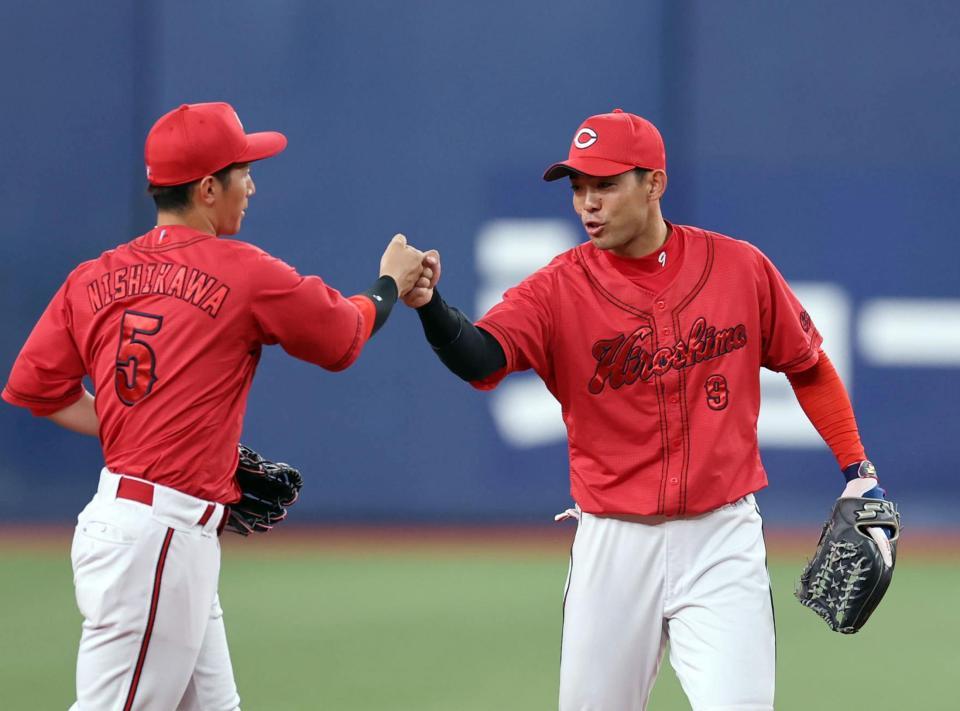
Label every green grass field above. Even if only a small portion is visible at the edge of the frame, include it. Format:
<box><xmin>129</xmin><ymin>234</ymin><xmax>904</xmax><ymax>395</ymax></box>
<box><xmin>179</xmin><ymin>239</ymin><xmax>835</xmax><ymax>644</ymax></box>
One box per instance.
<box><xmin>1</xmin><ymin>530</ymin><xmax>956</xmax><ymax>710</ymax></box>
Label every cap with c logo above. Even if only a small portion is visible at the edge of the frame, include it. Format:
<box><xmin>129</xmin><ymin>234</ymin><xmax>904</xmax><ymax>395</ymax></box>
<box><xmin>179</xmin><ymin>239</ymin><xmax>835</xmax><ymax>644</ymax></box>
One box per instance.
<box><xmin>543</xmin><ymin>108</ymin><xmax>666</xmax><ymax>181</ymax></box>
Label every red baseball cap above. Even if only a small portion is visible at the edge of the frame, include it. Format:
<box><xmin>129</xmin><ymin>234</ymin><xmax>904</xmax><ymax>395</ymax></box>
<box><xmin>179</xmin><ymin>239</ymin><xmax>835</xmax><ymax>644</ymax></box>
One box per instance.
<box><xmin>145</xmin><ymin>102</ymin><xmax>288</xmax><ymax>186</ymax></box>
<box><xmin>542</xmin><ymin>109</ymin><xmax>665</xmax><ymax>181</ymax></box>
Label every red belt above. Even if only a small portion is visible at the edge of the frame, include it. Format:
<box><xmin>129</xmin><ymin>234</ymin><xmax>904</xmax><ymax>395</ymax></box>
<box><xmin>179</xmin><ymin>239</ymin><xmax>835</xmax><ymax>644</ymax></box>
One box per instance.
<box><xmin>116</xmin><ymin>477</ymin><xmax>227</xmax><ymax>534</ymax></box>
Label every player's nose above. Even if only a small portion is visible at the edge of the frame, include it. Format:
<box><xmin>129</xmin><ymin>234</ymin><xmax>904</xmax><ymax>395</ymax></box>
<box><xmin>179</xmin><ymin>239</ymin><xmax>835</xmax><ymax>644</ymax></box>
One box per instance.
<box><xmin>246</xmin><ymin>175</ymin><xmax>256</xmax><ymax>197</ymax></box>
<box><xmin>583</xmin><ymin>190</ymin><xmax>601</xmax><ymax>210</ymax></box>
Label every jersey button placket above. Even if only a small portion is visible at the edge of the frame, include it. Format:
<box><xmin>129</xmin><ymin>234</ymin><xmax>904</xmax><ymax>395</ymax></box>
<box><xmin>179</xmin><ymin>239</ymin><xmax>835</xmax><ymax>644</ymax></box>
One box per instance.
<box><xmin>663</xmin><ymin>421</ymin><xmax>684</xmax><ymax>513</ymax></box>
<box><xmin>667</xmin><ymin>401</ymin><xmax>685</xmax><ymax>507</ymax></box>
<box><xmin>656</xmin><ymin>311</ymin><xmax>684</xmax><ymax>514</ymax></box>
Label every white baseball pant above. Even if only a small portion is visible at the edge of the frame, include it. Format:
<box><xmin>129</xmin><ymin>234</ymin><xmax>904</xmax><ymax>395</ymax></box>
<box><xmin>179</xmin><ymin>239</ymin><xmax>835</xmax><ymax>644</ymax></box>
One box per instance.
<box><xmin>559</xmin><ymin>494</ymin><xmax>775</xmax><ymax>711</ymax></box>
<box><xmin>68</xmin><ymin>469</ymin><xmax>241</xmax><ymax>711</ymax></box>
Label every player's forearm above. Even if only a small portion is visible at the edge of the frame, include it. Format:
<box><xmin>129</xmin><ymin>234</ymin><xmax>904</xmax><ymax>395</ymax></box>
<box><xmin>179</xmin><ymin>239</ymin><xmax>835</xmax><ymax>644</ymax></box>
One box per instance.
<box><xmin>347</xmin><ymin>275</ymin><xmax>400</xmax><ymax>342</ymax></box>
<box><xmin>45</xmin><ymin>388</ymin><xmax>99</xmax><ymax>436</ymax></box>
<box><xmin>415</xmin><ymin>289</ymin><xmax>506</xmax><ymax>381</ymax></box>
<box><xmin>357</xmin><ymin>275</ymin><xmax>399</xmax><ymax>336</ymax></box>
<box><xmin>786</xmin><ymin>350</ymin><xmax>866</xmax><ymax>469</ymax></box>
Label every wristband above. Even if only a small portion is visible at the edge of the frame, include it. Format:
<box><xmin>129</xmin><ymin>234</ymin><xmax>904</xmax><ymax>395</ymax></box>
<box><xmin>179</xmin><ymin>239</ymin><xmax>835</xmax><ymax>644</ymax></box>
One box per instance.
<box><xmin>843</xmin><ymin>460</ymin><xmax>877</xmax><ymax>483</ymax></box>
<box><xmin>362</xmin><ymin>276</ymin><xmax>399</xmax><ymax>335</ymax></box>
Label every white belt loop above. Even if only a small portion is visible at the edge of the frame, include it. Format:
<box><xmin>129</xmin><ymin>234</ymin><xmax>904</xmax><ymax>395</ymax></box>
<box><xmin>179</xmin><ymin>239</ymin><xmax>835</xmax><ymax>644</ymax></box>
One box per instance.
<box><xmin>200</xmin><ymin>503</ymin><xmax>226</xmax><ymax>537</ymax></box>
<box><xmin>97</xmin><ymin>468</ymin><xmax>122</xmax><ymax>499</ymax></box>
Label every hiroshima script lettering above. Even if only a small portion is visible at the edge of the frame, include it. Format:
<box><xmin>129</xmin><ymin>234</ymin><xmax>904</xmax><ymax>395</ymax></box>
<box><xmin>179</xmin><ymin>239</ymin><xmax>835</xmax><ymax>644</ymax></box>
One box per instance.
<box><xmin>85</xmin><ymin>263</ymin><xmax>230</xmax><ymax>318</ymax></box>
<box><xmin>588</xmin><ymin>317</ymin><xmax>747</xmax><ymax>394</ymax></box>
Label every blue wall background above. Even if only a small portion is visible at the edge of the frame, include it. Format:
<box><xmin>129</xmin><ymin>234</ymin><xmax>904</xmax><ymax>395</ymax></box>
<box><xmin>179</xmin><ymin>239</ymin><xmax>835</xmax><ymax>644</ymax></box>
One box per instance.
<box><xmin>1</xmin><ymin>1</ymin><xmax>957</xmax><ymax>526</ymax></box>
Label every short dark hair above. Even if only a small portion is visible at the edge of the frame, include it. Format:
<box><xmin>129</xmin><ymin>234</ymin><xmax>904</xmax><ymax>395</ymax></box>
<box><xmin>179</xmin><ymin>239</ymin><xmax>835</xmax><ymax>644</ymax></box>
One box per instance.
<box><xmin>633</xmin><ymin>168</ymin><xmax>652</xmax><ymax>180</ymax></box>
<box><xmin>147</xmin><ymin>163</ymin><xmax>236</xmax><ymax>213</ymax></box>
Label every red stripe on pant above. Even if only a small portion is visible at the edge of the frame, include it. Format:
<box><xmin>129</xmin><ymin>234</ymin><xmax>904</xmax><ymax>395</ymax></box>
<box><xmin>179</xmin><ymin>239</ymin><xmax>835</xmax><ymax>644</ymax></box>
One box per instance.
<box><xmin>123</xmin><ymin>527</ymin><xmax>175</xmax><ymax>711</ymax></box>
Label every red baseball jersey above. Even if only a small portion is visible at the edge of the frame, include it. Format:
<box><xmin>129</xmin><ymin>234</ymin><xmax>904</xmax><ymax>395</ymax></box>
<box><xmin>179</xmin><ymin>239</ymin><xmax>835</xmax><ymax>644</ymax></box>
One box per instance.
<box><xmin>476</xmin><ymin>223</ymin><xmax>822</xmax><ymax>517</ymax></box>
<box><xmin>3</xmin><ymin>225</ymin><xmax>372</xmax><ymax>503</ymax></box>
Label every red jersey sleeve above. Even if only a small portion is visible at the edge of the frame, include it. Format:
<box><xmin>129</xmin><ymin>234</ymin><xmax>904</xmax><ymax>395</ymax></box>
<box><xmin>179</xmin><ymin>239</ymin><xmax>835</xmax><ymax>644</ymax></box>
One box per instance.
<box><xmin>474</xmin><ymin>268</ymin><xmax>555</xmax><ymax>389</ymax></box>
<box><xmin>3</xmin><ymin>279</ymin><xmax>86</xmax><ymax>416</ymax></box>
<box><xmin>755</xmin><ymin>249</ymin><xmax>822</xmax><ymax>373</ymax></box>
<box><xmin>248</xmin><ymin>251</ymin><xmax>368</xmax><ymax>371</ymax></box>
<box><xmin>346</xmin><ymin>295</ymin><xmax>376</xmax><ymax>342</ymax></box>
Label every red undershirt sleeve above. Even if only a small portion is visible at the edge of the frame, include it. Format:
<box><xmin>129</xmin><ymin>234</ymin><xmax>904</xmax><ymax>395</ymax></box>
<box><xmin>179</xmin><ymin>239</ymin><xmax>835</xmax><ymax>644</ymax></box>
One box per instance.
<box><xmin>786</xmin><ymin>349</ymin><xmax>867</xmax><ymax>470</ymax></box>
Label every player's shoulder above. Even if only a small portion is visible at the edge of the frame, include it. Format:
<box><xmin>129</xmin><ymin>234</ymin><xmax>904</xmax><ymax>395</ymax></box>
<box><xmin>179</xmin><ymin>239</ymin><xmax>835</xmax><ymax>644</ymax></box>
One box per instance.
<box><xmin>66</xmin><ymin>255</ymin><xmax>106</xmax><ymax>280</ymax></box>
<box><xmin>65</xmin><ymin>244</ymin><xmax>128</xmax><ymax>284</ymax></box>
<box><xmin>516</xmin><ymin>243</ymin><xmax>586</xmax><ymax>289</ymax></box>
<box><xmin>55</xmin><ymin>243</ymin><xmax>136</xmax><ymax>303</ymax></box>
<box><xmin>52</xmin><ymin>258</ymin><xmax>96</xmax><ymax>303</ymax></box>
<box><xmin>493</xmin><ymin>245</ymin><xmax>581</xmax><ymax>306</ymax></box>
<box><xmin>191</xmin><ymin>236</ymin><xmax>271</xmax><ymax>260</ymax></box>
<box><xmin>224</xmin><ymin>237</ymin><xmax>270</xmax><ymax>254</ymax></box>
<box><xmin>193</xmin><ymin>238</ymin><xmax>300</xmax><ymax>277</ymax></box>
<box><xmin>71</xmin><ymin>234</ymin><xmax>271</xmax><ymax>268</ymax></box>
<box><xmin>68</xmin><ymin>234</ymin><xmax>293</xmax><ymax>289</ymax></box>
<box><xmin>551</xmin><ymin>241</ymin><xmax>611</xmax><ymax>273</ymax></box>
<box><xmin>679</xmin><ymin>224</ymin><xmax>769</xmax><ymax>267</ymax></box>
<box><xmin>508</xmin><ymin>243</ymin><xmax>577</xmax><ymax>280</ymax></box>
<box><xmin>545</xmin><ymin>243</ymin><xmax>585</xmax><ymax>273</ymax></box>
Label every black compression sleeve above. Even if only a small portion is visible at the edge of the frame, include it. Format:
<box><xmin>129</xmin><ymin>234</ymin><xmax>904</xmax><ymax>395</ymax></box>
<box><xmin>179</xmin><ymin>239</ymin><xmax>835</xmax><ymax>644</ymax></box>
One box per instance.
<box><xmin>415</xmin><ymin>289</ymin><xmax>506</xmax><ymax>382</ymax></box>
<box><xmin>360</xmin><ymin>276</ymin><xmax>399</xmax><ymax>336</ymax></box>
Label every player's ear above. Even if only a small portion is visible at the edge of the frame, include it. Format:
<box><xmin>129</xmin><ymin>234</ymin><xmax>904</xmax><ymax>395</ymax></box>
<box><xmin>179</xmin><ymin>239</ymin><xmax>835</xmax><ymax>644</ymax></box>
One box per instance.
<box><xmin>648</xmin><ymin>170</ymin><xmax>667</xmax><ymax>201</ymax></box>
<box><xmin>196</xmin><ymin>175</ymin><xmax>218</xmax><ymax>207</ymax></box>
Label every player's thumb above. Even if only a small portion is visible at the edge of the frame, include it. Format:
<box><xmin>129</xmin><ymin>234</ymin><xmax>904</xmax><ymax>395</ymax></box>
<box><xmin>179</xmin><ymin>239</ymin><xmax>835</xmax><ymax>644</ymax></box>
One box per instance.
<box><xmin>391</xmin><ymin>233</ymin><xmax>407</xmax><ymax>248</ymax></box>
<box><xmin>867</xmin><ymin>527</ymin><xmax>894</xmax><ymax>567</ymax></box>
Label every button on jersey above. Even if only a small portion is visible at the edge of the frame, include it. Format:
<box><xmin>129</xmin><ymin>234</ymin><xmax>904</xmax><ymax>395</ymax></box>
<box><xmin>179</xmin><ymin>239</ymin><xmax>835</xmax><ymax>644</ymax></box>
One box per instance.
<box><xmin>476</xmin><ymin>224</ymin><xmax>821</xmax><ymax>516</ymax></box>
<box><xmin>3</xmin><ymin>226</ymin><xmax>370</xmax><ymax>503</ymax></box>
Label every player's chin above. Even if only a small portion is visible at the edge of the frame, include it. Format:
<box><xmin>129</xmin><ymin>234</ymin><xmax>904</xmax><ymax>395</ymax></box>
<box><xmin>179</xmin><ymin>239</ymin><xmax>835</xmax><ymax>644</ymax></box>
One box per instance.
<box><xmin>584</xmin><ymin>227</ymin><xmax>610</xmax><ymax>247</ymax></box>
<box><xmin>222</xmin><ymin>217</ymin><xmax>243</xmax><ymax>236</ymax></box>
<box><xmin>588</xmin><ymin>234</ymin><xmax>612</xmax><ymax>250</ymax></box>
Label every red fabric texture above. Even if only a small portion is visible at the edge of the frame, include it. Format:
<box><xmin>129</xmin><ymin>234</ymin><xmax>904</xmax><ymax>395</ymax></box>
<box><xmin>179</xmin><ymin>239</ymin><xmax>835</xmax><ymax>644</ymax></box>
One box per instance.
<box><xmin>599</xmin><ymin>223</ymin><xmax>686</xmax><ymax>294</ymax></box>
<box><xmin>787</xmin><ymin>350</ymin><xmax>867</xmax><ymax>470</ymax></box>
<box><xmin>346</xmin><ymin>295</ymin><xmax>376</xmax><ymax>342</ymax></box>
<box><xmin>3</xmin><ymin>225</ymin><xmax>370</xmax><ymax>502</ymax></box>
<box><xmin>475</xmin><ymin>224</ymin><xmax>823</xmax><ymax>517</ymax></box>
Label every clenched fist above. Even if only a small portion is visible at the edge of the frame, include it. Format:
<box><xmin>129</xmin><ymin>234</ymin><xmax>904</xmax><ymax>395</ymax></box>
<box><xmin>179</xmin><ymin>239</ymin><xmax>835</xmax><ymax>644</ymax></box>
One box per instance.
<box><xmin>402</xmin><ymin>250</ymin><xmax>441</xmax><ymax>308</ymax></box>
<box><xmin>379</xmin><ymin>234</ymin><xmax>425</xmax><ymax>297</ymax></box>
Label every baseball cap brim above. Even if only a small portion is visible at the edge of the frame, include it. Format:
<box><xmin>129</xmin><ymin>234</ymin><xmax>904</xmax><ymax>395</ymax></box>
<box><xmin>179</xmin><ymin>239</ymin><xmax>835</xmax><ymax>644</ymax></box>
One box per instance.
<box><xmin>543</xmin><ymin>156</ymin><xmax>639</xmax><ymax>181</ymax></box>
<box><xmin>236</xmin><ymin>131</ymin><xmax>288</xmax><ymax>164</ymax></box>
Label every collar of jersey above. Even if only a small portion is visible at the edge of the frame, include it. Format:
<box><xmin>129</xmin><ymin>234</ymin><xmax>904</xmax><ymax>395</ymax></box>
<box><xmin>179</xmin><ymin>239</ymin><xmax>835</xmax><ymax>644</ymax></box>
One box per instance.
<box><xmin>133</xmin><ymin>225</ymin><xmax>217</xmax><ymax>251</ymax></box>
<box><xmin>600</xmin><ymin>221</ymin><xmax>684</xmax><ymax>278</ymax></box>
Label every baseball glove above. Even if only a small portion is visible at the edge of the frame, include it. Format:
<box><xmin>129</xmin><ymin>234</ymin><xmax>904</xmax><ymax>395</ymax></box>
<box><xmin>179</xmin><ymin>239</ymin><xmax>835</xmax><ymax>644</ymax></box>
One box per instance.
<box><xmin>224</xmin><ymin>444</ymin><xmax>304</xmax><ymax>536</ymax></box>
<box><xmin>796</xmin><ymin>496</ymin><xmax>900</xmax><ymax>633</ymax></box>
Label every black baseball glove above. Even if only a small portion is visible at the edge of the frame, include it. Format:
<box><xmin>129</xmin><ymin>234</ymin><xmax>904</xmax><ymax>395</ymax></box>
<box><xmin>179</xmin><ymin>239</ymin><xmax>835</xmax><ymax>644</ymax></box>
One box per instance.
<box><xmin>224</xmin><ymin>444</ymin><xmax>304</xmax><ymax>536</ymax></box>
<box><xmin>796</xmin><ymin>496</ymin><xmax>900</xmax><ymax>633</ymax></box>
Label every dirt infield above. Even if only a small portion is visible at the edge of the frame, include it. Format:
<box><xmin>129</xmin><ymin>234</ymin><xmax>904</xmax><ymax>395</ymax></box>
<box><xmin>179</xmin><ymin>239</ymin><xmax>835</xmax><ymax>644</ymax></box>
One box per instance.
<box><xmin>1</xmin><ymin>524</ymin><xmax>957</xmax><ymax>559</ymax></box>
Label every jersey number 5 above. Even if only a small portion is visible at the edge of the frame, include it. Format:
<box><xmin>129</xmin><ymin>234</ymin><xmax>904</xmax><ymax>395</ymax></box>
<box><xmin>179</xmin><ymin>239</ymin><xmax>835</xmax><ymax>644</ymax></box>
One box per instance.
<box><xmin>115</xmin><ymin>310</ymin><xmax>163</xmax><ymax>406</ymax></box>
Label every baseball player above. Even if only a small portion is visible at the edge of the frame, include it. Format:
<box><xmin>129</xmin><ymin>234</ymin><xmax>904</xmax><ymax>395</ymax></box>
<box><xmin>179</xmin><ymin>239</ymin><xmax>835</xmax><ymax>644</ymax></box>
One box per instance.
<box><xmin>2</xmin><ymin>102</ymin><xmax>430</xmax><ymax>710</ymax></box>
<box><xmin>403</xmin><ymin>109</ymin><xmax>892</xmax><ymax>710</ymax></box>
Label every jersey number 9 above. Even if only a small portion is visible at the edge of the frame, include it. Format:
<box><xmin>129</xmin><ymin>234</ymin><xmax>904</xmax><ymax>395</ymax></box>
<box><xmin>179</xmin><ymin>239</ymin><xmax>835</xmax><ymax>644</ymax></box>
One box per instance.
<box><xmin>705</xmin><ymin>374</ymin><xmax>729</xmax><ymax>411</ymax></box>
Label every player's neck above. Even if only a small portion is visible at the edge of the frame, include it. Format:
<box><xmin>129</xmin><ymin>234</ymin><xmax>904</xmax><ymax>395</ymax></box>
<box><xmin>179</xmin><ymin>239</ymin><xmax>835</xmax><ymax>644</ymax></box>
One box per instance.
<box><xmin>156</xmin><ymin>209</ymin><xmax>218</xmax><ymax>236</ymax></box>
<box><xmin>611</xmin><ymin>218</ymin><xmax>670</xmax><ymax>259</ymax></box>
